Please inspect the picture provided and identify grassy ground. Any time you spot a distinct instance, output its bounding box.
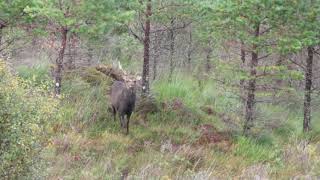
[17,65,320,179]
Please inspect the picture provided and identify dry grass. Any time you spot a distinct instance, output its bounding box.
[42,124,319,179]
[37,71,320,179]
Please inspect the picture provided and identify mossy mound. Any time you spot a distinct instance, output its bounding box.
[135,95,159,117]
[159,98,203,124]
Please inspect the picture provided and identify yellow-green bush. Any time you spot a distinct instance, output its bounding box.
[0,60,58,179]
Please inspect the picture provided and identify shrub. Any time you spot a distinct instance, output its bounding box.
[16,64,52,89]
[0,60,58,178]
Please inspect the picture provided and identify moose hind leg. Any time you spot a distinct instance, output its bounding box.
[120,114,126,128]
[112,106,116,121]
[124,115,129,135]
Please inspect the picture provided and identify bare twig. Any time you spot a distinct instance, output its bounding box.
[288,57,306,70]
[257,53,271,60]
[127,25,143,43]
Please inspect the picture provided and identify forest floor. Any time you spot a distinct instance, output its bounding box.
[18,65,320,179]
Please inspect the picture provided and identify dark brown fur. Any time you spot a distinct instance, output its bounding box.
[110,81,136,134]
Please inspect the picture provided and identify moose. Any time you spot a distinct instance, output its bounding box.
[110,80,136,135]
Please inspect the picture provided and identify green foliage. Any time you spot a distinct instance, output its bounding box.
[0,60,58,178]
[0,0,32,26]
[3,0,320,178]
[76,0,135,38]
[233,136,281,164]
[277,0,320,53]
[105,34,142,71]
[24,0,136,40]
[17,64,52,89]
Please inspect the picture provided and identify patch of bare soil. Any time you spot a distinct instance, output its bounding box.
[195,124,232,151]
[200,105,240,131]
[161,99,233,150]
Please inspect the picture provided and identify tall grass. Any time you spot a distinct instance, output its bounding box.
[233,136,281,164]
[152,75,201,108]
[152,74,241,113]
[49,69,114,135]
[14,65,320,179]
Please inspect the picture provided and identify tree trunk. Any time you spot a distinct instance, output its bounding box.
[87,46,94,66]
[272,54,285,104]
[66,33,76,70]
[241,42,246,64]
[303,46,313,132]
[240,41,246,116]
[205,46,212,73]
[152,32,160,80]
[187,26,192,69]
[0,26,3,47]
[168,19,175,82]
[240,42,246,86]
[142,0,151,95]
[276,55,285,86]
[243,24,259,135]
[54,28,68,96]
[152,50,158,81]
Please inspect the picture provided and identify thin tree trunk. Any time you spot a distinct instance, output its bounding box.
[276,55,285,86]
[152,49,158,81]
[54,28,68,96]
[303,46,313,132]
[243,23,259,135]
[168,19,175,82]
[0,26,3,47]
[241,42,246,64]
[205,47,212,73]
[87,46,93,66]
[272,54,285,104]
[240,42,246,86]
[142,0,151,95]
[240,41,246,115]
[152,32,160,80]
[187,26,192,69]
[71,38,76,69]
[66,33,76,70]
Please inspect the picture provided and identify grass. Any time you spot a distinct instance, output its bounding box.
[14,66,320,179]
[152,75,201,109]
[233,136,281,164]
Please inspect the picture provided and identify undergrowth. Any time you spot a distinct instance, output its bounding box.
[11,66,320,179]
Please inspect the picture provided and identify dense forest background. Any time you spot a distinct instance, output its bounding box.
[1,0,320,179]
